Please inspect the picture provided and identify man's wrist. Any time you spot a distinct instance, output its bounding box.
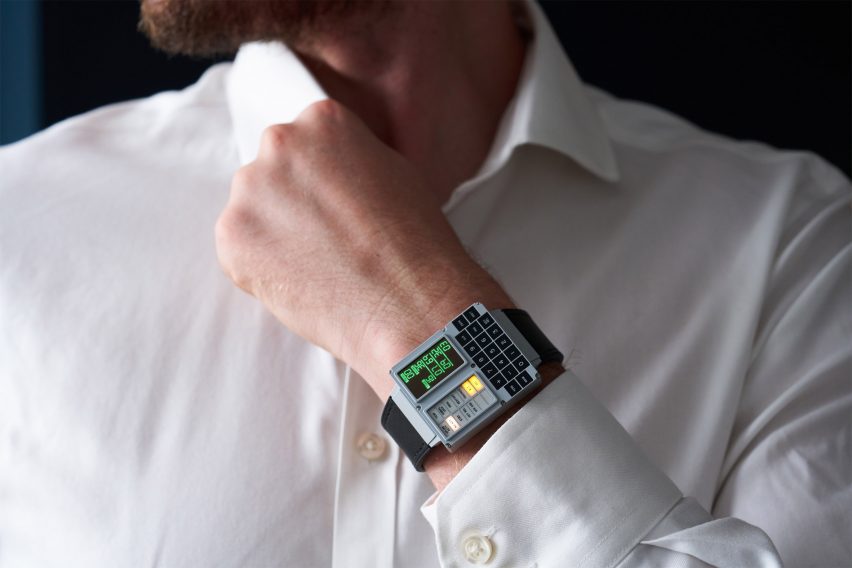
[358,269,515,401]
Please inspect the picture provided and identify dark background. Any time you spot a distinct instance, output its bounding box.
[1,0,850,176]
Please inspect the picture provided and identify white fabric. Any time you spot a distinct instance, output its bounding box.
[1,1,850,567]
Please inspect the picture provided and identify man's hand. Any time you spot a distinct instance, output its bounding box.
[215,99,513,400]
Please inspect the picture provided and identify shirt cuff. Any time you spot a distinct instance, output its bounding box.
[421,370,682,568]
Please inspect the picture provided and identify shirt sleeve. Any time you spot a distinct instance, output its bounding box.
[708,161,852,566]
[421,159,851,568]
[421,372,781,568]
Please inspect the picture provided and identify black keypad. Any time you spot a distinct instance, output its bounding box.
[452,315,469,331]
[513,356,529,372]
[502,364,519,379]
[505,380,522,396]
[489,373,508,389]
[517,371,532,387]
[484,343,500,359]
[464,307,480,323]
[476,333,491,347]
[473,352,489,367]
[481,362,498,379]
[464,342,481,357]
[487,323,503,339]
[495,333,511,350]
[467,322,483,337]
[504,345,520,361]
[477,313,495,328]
[456,330,473,346]
[493,354,510,370]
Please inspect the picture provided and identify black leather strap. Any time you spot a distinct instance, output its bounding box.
[501,309,564,364]
[381,397,432,472]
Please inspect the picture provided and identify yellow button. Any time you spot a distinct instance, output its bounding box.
[468,375,484,392]
[461,381,477,397]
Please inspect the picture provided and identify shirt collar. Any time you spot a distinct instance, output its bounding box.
[226,0,619,183]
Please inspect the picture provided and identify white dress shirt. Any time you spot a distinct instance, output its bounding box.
[1,2,849,567]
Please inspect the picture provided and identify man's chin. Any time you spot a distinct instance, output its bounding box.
[138,0,381,57]
[138,0,256,57]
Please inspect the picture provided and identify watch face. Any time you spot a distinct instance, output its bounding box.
[397,337,464,400]
[389,303,542,451]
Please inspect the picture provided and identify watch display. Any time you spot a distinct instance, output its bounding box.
[397,337,465,399]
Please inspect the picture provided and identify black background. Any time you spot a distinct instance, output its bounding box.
[41,0,851,175]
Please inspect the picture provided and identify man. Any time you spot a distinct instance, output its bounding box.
[0,0,849,566]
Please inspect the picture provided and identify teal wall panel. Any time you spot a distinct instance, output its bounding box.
[0,0,42,145]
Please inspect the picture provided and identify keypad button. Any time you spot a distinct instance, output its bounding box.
[473,394,492,412]
[495,333,511,350]
[467,322,483,337]
[476,333,491,347]
[473,352,489,367]
[464,401,481,418]
[513,356,530,372]
[481,362,498,379]
[464,342,481,357]
[487,323,503,339]
[461,380,477,397]
[484,343,500,358]
[448,391,466,407]
[493,354,509,369]
[517,371,532,387]
[505,379,522,396]
[477,387,497,406]
[502,364,519,379]
[473,391,495,411]
[477,313,495,328]
[464,306,480,323]
[452,315,468,331]
[489,373,507,389]
[445,416,462,432]
[460,404,475,421]
[443,395,459,412]
[504,345,521,361]
[456,329,473,346]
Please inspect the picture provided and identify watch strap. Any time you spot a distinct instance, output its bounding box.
[501,308,564,364]
[381,397,431,472]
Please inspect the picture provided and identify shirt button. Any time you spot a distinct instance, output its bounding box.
[462,534,494,564]
[356,432,387,461]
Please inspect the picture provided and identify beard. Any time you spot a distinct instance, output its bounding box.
[139,0,384,57]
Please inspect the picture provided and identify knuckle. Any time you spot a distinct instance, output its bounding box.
[230,165,257,192]
[215,205,255,247]
[299,98,344,123]
[259,123,292,153]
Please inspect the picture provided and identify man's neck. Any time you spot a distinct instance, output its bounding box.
[292,1,527,203]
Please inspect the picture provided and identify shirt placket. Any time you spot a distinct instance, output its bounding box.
[332,366,399,568]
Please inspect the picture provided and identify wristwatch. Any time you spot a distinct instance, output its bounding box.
[381,302,563,471]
